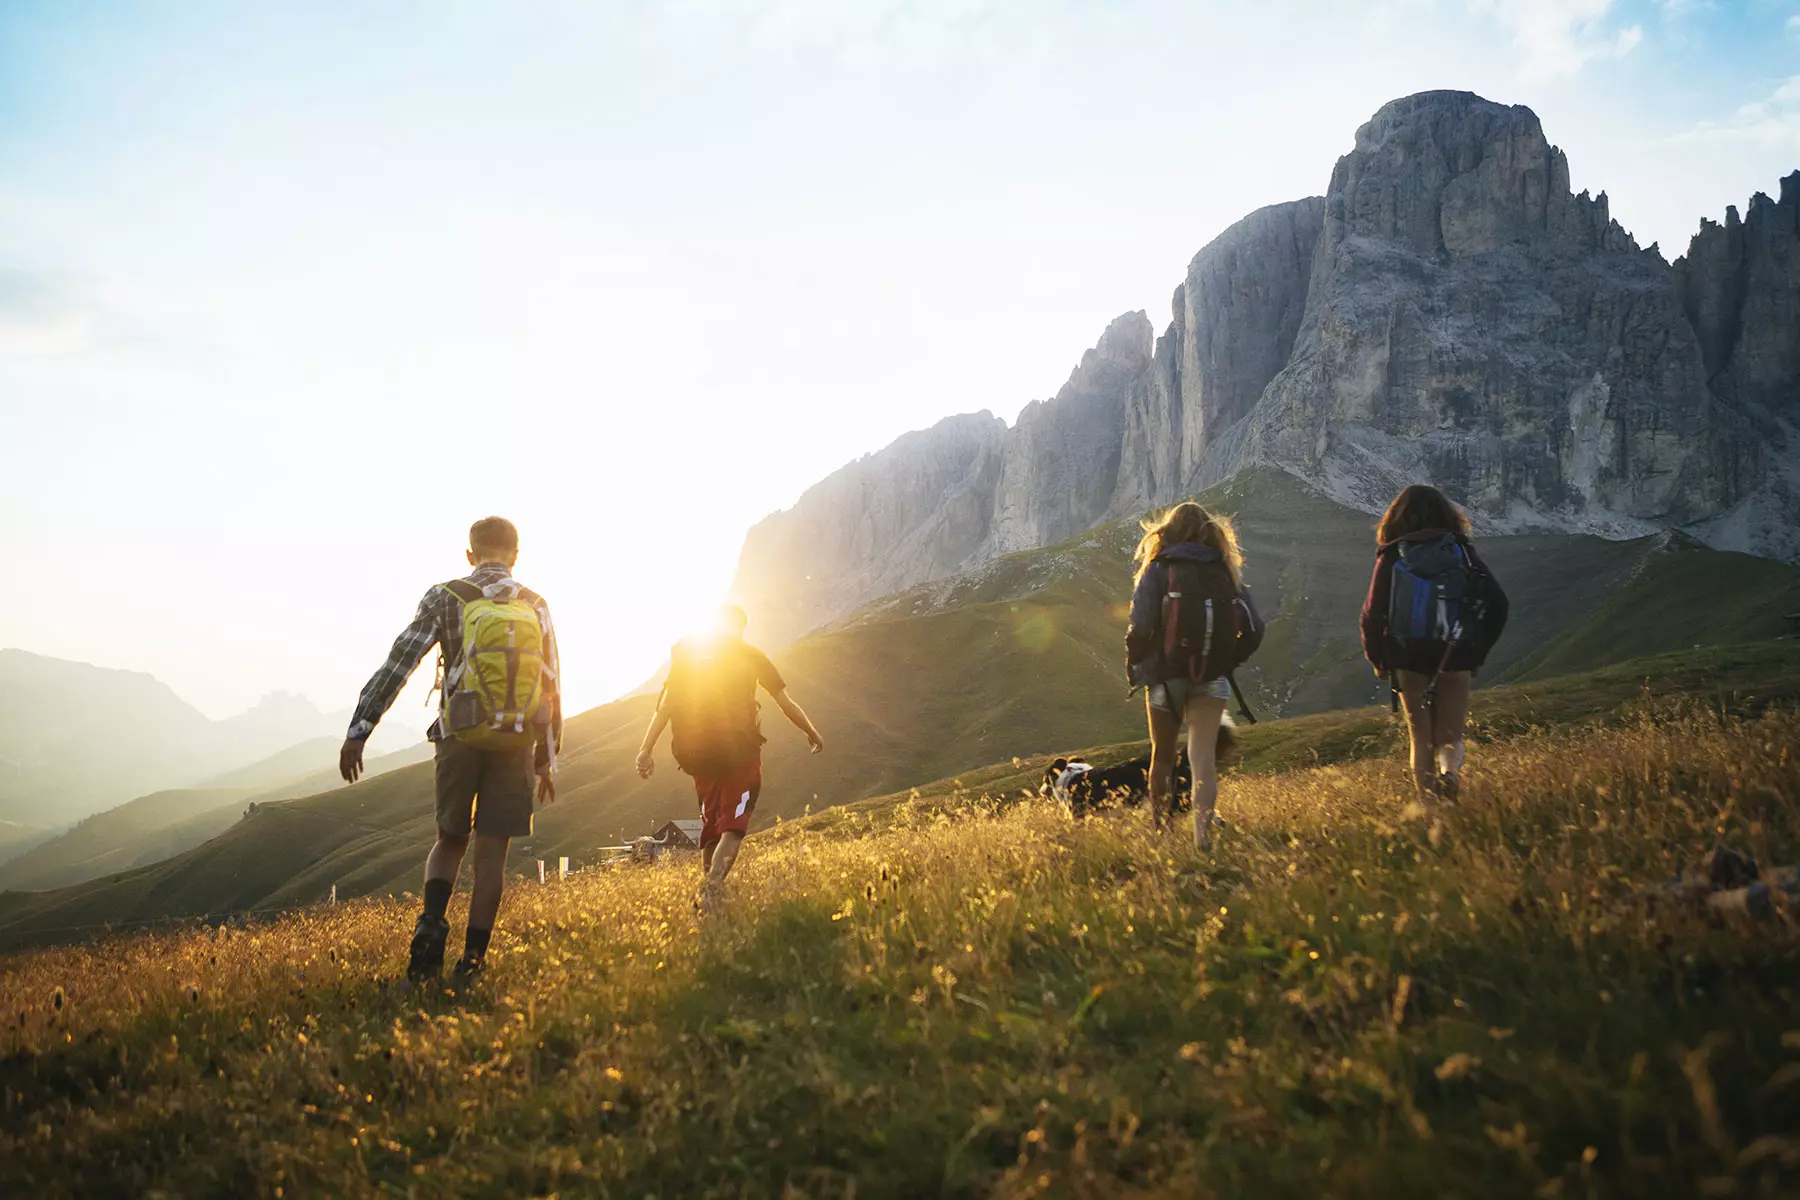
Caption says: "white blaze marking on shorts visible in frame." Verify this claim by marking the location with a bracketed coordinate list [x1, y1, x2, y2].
[736, 790, 751, 817]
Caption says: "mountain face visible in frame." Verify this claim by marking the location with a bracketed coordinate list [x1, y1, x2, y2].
[732, 90, 1798, 641]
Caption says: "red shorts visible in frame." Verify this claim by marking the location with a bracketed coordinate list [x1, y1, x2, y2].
[693, 757, 762, 849]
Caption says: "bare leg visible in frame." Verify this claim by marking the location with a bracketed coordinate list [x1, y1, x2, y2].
[1395, 671, 1435, 797]
[1184, 697, 1228, 849]
[425, 833, 469, 889]
[1145, 694, 1181, 827]
[467, 834, 510, 932]
[1430, 671, 1473, 795]
[699, 831, 745, 916]
[707, 831, 745, 886]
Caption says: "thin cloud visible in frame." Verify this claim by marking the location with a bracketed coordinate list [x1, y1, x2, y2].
[1671, 74, 1800, 153]
[0, 268, 98, 354]
[1473, 0, 1644, 80]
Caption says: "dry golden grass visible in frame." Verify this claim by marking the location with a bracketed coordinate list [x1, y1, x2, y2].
[3, 703, 1798, 1197]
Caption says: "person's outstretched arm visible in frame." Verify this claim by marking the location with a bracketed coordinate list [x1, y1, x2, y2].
[340, 586, 444, 782]
[770, 688, 823, 753]
[635, 690, 672, 778]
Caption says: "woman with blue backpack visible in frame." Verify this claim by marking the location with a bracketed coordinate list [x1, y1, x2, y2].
[1126, 501, 1264, 849]
[1360, 484, 1509, 801]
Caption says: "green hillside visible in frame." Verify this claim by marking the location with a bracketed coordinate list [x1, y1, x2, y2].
[3, 636, 1795, 952]
[2, 470, 1795, 946]
[0, 789, 254, 893]
[3, 683, 1796, 1196]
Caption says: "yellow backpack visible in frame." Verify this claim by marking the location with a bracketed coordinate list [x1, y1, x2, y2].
[440, 580, 548, 752]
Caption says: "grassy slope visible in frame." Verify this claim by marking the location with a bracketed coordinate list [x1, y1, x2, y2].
[4, 470, 1795, 940]
[2, 697, 1796, 1196]
[783, 638, 1800, 837]
[0, 789, 252, 892]
[1497, 533, 1800, 682]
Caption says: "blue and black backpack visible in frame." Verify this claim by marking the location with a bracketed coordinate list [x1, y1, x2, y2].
[1386, 533, 1481, 663]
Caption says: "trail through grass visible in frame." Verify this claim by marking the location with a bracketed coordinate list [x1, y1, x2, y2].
[3, 701, 1799, 1197]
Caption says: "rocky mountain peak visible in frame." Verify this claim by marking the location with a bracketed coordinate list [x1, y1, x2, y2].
[731, 90, 1800, 641]
[1089, 310, 1153, 367]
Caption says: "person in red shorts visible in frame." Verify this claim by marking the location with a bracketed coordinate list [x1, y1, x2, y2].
[634, 605, 823, 910]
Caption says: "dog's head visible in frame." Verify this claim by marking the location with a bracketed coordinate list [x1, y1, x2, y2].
[1040, 757, 1092, 801]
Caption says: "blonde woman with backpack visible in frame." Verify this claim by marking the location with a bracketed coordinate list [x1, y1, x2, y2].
[1360, 485, 1509, 801]
[1125, 501, 1264, 849]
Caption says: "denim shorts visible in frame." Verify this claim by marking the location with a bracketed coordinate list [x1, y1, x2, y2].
[1146, 676, 1232, 716]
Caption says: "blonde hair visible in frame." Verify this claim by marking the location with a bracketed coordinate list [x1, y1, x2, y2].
[1133, 500, 1243, 587]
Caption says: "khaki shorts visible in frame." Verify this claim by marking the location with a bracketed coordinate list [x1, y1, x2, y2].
[434, 738, 535, 839]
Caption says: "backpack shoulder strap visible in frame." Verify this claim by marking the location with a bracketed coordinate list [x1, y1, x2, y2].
[1226, 671, 1258, 725]
[515, 585, 542, 607]
[1161, 563, 1181, 657]
[443, 579, 482, 603]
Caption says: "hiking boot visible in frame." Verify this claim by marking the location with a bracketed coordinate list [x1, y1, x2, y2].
[1436, 772, 1461, 804]
[407, 914, 450, 981]
[451, 953, 485, 981]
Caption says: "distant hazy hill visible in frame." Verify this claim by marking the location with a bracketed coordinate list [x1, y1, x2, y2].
[4, 470, 1796, 946]
[0, 740, 431, 894]
[199, 734, 431, 797]
[0, 650, 384, 826]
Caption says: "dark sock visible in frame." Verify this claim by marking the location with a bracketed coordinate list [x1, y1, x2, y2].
[463, 926, 492, 961]
[423, 878, 452, 922]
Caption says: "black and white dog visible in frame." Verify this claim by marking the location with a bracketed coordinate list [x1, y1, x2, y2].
[1041, 753, 1190, 817]
[1040, 721, 1240, 818]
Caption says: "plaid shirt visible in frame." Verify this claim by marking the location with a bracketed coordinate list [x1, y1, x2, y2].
[348, 562, 563, 770]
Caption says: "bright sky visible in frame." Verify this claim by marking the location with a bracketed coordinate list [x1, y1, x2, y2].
[2, 0, 1796, 726]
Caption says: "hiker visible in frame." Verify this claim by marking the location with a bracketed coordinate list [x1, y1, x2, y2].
[1125, 501, 1264, 849]
[1360, 484, 1509, 801]
[634, 605, 822, 911]
[337, 516, 561, 980]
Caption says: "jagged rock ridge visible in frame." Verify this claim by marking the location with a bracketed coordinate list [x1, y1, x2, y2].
[733, 91, 1798, 642]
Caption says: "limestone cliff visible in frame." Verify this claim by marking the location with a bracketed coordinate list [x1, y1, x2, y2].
[730, 412, 1006, 647]
[732, 90, 1798, 641]
[1110, 197, 1324, 515]
[1233, 91, 1755, 539]
[1673, 172, 1800, 557]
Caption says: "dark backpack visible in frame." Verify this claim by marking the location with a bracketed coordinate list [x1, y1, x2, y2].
[664, 640, 765, 777]
[1386, 534, 1479, 660]
[1160, 560, 1263, 682]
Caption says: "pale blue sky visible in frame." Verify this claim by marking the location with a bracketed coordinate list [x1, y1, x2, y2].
[2, 0, 1796, 724]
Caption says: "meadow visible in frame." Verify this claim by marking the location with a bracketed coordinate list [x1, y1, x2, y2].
[3, 682, 1798, 1197]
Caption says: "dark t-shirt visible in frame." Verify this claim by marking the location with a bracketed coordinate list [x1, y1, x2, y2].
[665, 638, 785, 773]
